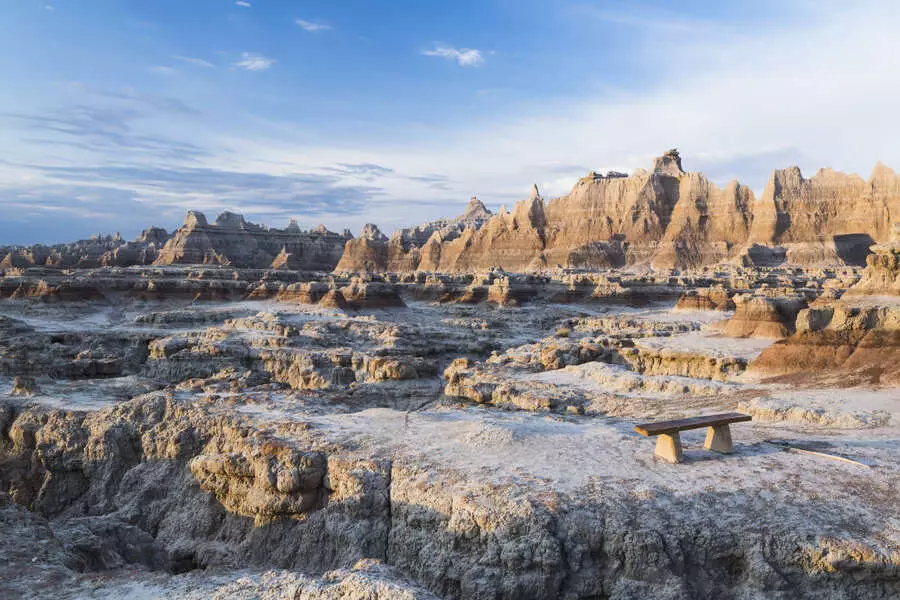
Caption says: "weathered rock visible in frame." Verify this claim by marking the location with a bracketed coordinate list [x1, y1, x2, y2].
[750, 302, 900, 385]
[675, 285, 735, 311]
[156, 212, 351, 270]
[723, 289, 809, 338]
[845, 223, 900, 295]
[335, 151, 900, 273]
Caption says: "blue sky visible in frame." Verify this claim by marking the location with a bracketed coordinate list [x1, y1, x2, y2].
[1, 0, 898, 244]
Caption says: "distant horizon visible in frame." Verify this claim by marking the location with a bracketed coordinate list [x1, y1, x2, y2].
[2, 0, 899, 245]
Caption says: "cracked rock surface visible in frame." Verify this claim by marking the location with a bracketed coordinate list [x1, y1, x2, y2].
[0, 264, 898, 599]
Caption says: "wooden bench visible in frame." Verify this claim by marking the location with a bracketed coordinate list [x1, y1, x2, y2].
[634, 413, 752, 463]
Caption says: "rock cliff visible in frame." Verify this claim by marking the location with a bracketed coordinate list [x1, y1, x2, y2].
[336, 150, 900, 273]
[845, 223, 900, 296]
[155, 212, 352, 270]
[335, 199, 495, 273]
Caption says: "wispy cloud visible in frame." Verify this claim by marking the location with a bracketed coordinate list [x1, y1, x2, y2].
[1, 86, 205, 163]
[233, 52, 275, 71]
[59, 84, 199, 115]
[407, 173, 454, 191]
[235, 1, 251, 7]
[422, 45, 485, 67]
[172, 55, 215, 69]
[296, 19, 332, 32]
[323, 163, 393, 181]
[150, 66, 176, 75]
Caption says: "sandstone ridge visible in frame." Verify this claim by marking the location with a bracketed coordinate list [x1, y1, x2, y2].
[337, 150, 900, 273]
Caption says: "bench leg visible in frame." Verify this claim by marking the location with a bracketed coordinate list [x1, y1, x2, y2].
[704, 424, 734, 454]
[654, 433, 684, 463]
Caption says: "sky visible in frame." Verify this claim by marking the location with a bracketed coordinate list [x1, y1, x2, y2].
[0, 0, 898, 245]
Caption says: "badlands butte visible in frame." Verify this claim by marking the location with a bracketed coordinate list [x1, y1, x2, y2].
[0, 149, 898, 599]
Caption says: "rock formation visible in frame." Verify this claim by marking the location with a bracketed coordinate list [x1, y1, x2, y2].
[2, 150, 900, 599]
[336, 200, 495, 273]
[155, 212, 351, 270]
[722, 289, 810, 338]
[675, 285, 735, 311]
[0, 257, 898, 598]
[335, 150, 900, 273]
[845, 223, 900, 295]
[749, 302, 900, 385]
[0, 230, 171, 270]
[2, 150, 896, 275]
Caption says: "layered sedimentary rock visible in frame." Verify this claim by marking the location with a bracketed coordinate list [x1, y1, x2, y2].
[722, 289, 810, 338]
[0, 229, 171, 270]
[746, 164, 897, 265]
[674, 285, 735, 311]
[750, 228, 900, 384]
[155, 212, 352, 270]
[1, 258, 899, 598]
[3, 151, 896, 275]
[749, 303, 900, 385]
[336, 150, 900, 273]
[336, 199, 495, 273]
[845, 223, 900, 295]
[334, 224, 390, 273]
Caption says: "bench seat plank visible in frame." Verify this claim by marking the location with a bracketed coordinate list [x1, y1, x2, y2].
[634, 412, 751, 437]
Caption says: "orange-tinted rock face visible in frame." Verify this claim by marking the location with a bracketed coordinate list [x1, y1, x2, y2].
[675, 286, 735, 311]
[845, 224, 900, 296]
[722, 290, 809, 338]
[334, 151, 900, 273]
[749, 304, 900, 385]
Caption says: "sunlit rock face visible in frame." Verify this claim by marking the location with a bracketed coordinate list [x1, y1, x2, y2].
[845, 223, 900, 296]
[2, 152, 896, 277]
[335, 151, 900, 273]
[748, 227, 900, 386]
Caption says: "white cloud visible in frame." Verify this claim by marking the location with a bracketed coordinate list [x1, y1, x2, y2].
[296, 19, 332, 32]
[150, 66, 176, 75]
[422, 45, 485, 67]
[233, 52, 275, 71]
[172, 55, 215, 69]
[235, 1, 251, 6]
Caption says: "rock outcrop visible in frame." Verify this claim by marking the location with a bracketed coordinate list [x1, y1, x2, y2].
[3, 151, 897, 274]
[155, 212, 351, 270]
[845, 223, 900, 295]
[0, 230, 171, 270]
[336, 200, 496, 274]
[335, 150, 900, 273]
[749, 303, 900, 385]
[1, 258, 899, 599]
[722, 289, 810, 338]
[675, 285, 735, 311]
